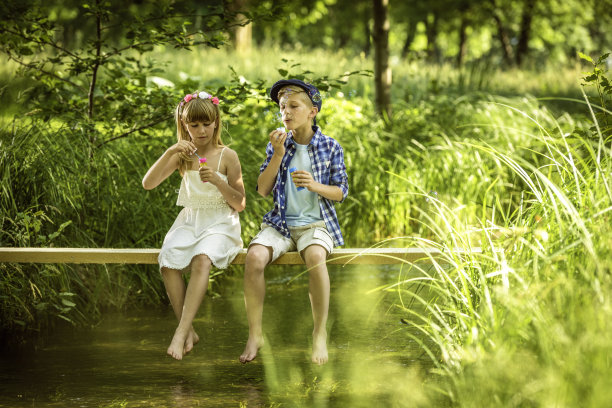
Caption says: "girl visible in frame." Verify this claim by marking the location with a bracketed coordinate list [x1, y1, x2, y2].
[143, 91, 246, 360]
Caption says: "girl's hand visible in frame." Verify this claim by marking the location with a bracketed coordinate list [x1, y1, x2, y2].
[170, 140, 197, 156]
[291, 170, 316, 191]
[199, 164, 221, 185]
[269, 129, 287, 157]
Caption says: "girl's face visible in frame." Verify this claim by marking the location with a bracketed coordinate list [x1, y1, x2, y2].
[279, 92, 316, 132]
[183, 120, 216, 147]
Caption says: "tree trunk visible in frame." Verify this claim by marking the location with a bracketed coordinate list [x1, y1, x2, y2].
[363, 7, 371, 57]
[224, 0, 252, 53]
[372, 0, 391, 119]
[492, 11, 514, 66]
[457, 16, 468, 67]
[401, 21, 417, 59]
[425, 12, 439, 62]
[515, 0, 536, 66]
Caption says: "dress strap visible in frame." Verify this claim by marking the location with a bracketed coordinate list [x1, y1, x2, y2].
[217, 147, 227, 172]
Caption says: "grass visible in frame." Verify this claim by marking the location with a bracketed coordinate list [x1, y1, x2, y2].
[378, 87, 612, 406]
[1, 44, 610, 406]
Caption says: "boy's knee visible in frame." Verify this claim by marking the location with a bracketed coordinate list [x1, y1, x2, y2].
[246, 245, 272, 271]
[303, 245, 328, 266]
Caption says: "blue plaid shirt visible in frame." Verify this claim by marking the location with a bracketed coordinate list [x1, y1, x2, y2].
[258, 126, 349, 246]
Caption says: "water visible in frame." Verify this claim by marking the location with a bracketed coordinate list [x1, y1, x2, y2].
[0, 265, 433, 407]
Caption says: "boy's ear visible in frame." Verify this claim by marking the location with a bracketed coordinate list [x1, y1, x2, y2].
[311, 106, 319, 118]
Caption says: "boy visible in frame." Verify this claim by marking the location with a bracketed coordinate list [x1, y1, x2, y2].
[239, 79, 349, 365]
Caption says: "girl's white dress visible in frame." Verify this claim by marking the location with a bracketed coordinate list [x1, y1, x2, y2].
[158, 148, 243, 270]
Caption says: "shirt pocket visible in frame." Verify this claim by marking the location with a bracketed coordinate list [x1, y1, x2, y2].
[313, 161, 330, 184]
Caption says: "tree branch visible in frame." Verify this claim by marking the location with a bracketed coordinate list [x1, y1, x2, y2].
[95, 115, 173, 148]
[0, 27, 83, 60]
[2, 51, 87, 92]
[87, 0, 102, 123]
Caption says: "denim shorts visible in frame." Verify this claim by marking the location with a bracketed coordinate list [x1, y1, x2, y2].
[248, 221, 334, 263]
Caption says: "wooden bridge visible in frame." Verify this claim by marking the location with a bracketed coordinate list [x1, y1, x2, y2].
[0, 247, 480, 265]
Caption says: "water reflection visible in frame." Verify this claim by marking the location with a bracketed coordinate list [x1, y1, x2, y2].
[0, 264, 433, 407]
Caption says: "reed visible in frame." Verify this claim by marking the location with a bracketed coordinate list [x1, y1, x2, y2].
[382, 88, 612, 405]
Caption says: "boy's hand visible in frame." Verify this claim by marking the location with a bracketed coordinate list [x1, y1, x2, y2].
[269, 129, 287, 157]
[291, 170, 316, 191]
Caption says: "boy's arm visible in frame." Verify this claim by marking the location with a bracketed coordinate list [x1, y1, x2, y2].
[308, 183, 343, 201]
[292, 143, 349, 202]
[328, 142, 349, 202]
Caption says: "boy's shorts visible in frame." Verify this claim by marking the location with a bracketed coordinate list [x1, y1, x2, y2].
[249, 221, 334, 263]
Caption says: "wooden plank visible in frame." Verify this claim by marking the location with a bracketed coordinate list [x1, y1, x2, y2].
[0, 247, 481, 265]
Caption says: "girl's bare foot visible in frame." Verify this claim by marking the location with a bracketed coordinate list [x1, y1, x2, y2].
[311, 330, 328, 365]
[239, 335, 264, 363]
[184, 328, 200, 354]
[167, 329, 189, 360]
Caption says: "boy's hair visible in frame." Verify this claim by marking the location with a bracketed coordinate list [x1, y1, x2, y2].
[270, 79, 322, 125]
[175, 95, 224, 176]
[277, 85, 315, 108]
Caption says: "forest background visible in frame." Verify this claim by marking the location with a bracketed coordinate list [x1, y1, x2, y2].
[1, 0, 611, 406]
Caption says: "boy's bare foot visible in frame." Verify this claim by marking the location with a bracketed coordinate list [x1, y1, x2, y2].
[239, 335, 264, 363]
[184, 328, 200, 354]
[167, 329, 188, 360]
[311, 330, 328, 365]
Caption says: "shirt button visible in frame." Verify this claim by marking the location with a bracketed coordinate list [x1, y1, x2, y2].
[283, 166, 287, 170]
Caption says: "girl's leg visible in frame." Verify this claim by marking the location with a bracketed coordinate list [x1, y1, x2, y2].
[166, 254, 211, 360]
[239, 244, 272, 363]
[303, 244, 330, 365]
[161, 267, 200, 354]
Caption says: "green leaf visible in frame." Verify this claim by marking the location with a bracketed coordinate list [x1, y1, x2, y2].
[578, 52, 593, 63]
[61, 299, 76, 307]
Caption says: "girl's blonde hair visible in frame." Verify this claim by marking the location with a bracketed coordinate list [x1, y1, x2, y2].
[175, 94, 224, 176]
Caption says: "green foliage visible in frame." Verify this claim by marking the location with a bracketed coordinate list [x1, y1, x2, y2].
[384, 54, 612, 406]
[0, 0, 280, 147]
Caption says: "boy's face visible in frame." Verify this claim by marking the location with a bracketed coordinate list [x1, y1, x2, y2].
[279, 91, 317, 131]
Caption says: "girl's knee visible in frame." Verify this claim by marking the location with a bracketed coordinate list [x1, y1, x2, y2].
[161, 267, 181, 277]
[191, 254, 212, 271]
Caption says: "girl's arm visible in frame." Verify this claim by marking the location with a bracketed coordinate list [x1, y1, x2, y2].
[257, 129, 287, 197]
[208, 149, 246, 212]
[142, 140, 195, 190]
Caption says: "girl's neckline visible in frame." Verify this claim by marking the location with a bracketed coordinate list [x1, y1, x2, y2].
[187, 169, 224, 175]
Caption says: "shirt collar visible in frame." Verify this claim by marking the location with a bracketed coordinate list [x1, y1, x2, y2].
[286, 126, 321, 148]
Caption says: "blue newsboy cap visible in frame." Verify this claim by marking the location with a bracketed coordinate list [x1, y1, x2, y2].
[270, 79, 322, 112]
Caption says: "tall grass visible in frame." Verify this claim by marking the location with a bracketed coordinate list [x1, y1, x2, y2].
[383, 83, 612, 406]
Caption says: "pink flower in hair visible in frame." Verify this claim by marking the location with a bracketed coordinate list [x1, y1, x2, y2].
[183, 94, 194, 103]
[211, 97, 220, 105]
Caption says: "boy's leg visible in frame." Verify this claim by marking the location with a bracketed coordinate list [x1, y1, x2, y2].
[165, 254, 211, 360]
[302, 244, 330, 365]
[240, 244, 272, 363]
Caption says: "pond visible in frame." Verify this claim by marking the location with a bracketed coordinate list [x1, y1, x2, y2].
[0, 264, 435, 407]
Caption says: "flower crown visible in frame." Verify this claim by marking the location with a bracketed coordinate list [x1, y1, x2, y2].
[180, 91, 219, 107]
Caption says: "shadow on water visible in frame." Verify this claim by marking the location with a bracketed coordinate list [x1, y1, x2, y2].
[0, 264, 436, 407]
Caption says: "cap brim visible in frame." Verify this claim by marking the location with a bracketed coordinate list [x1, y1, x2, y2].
[270, 80, 307, 104]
